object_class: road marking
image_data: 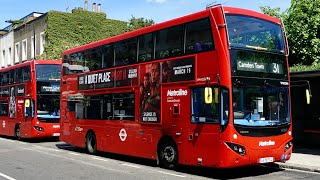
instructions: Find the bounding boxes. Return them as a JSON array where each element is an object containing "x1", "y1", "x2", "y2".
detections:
[
  {"x1": 91, "y1": 157, "x2": 109, "y2": 162},
  {"x1": 121, "y1": 163, "x2": 141, "y2": 169},
  {"x1": 157, "y1": 171, "x2": 186, "y2": 178},
  {"x1": 32, "y1": 145, "x2": 62, "y2": 152},
  {"x1": 0, "y1": 172, "x2": 16, "y2": 180},
  {"x1": 68, "y1": 152, "x2": 80, "y2": 156},
  {"x1": 23, "y1": 148, "x2": 130, "y2": 174}
]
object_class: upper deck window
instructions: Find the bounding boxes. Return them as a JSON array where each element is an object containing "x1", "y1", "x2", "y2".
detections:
[
  {"x1": 139, "y1": 33, "x2": 153, "y2": 62},
  {"x1": 85, "y1": 48, "x2": 103, "y2": 71},
  {"x1": 1, "y1": 72, "x2": 9, "y2": 86},
  {"x1": 62, "y1": 17, "x2": 215, "y2": 76},
  {"x1": 185, "y1": 18, "x2": 215, "y2": 53},
  {"x1": 226, "y1": 15, "x2": 285, "y2": 53},
  {"x1": 155, "y1": 25, "x2": 183, "y2": 59},
  {"x1": 115, "y1": 37, "x2": 137, "y2": 66}
]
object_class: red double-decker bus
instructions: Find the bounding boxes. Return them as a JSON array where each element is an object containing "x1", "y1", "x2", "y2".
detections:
[
  {"x1": 0, "y1": 60, "x2": 61, "y2": 139},
  {"x1": 60, "y1": 5, "x2": 292, "y2": 168}
]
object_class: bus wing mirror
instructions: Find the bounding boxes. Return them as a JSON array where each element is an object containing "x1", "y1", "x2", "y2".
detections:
[
  {"x1": 25, "y1": 99, "x2": 30, "y2": 108},
  {"x1": 214, "y1": 88, "x2": 219, "y2": 103},
  {"x1": 204, "y1": 87, "x2": 212, "y2": 104},
  {"x1": 306, "y1": 89, "x2": 311, "y2": 104},
  {"x1": 24, "y1": 99, "x2": 34, "y2": 118},
  {"x1": 25, "y1": 99, "x2": 31, "y2": 117}
]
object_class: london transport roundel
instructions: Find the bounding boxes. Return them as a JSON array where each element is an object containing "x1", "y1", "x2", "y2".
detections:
[{"x1": 119, "y1": 128, "x2": 127, "y2": 141}]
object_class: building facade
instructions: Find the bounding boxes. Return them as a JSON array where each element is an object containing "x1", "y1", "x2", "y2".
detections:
[
  {"x1": 0, "y1": 31, "x2": 14, "y2": 67},
  {"x1": 13, "y1": 14, "x2": 47, "y2": 64},
  {"x1": 0, "y1": 2, "x2": 129, "y2": 69}
]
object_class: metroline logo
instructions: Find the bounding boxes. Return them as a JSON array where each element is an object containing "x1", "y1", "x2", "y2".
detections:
[
  {"x1": 167, "y1": 89, "x2": 188, "y2": 97},
  {"x1": 259, "y1": 140, "x2": 275, "y2": 146}
]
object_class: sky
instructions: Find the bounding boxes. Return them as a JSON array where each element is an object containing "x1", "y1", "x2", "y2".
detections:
[{"x1": 0, "y1": 0, "x2": 291, "y2": 29}]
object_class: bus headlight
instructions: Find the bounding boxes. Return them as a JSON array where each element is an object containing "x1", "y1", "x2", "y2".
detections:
[
  {"x1": 226, "y1": 142, "x2": 246, "y2": 156},
  {"x1": 34, "y1": 126, "x2": 44, "y2": 132},
  {"x1": 284, "y1": 140, "x2": 293, "y2": 152}
]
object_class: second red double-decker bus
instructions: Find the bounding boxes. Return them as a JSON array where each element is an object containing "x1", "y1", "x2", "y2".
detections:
[
  {"x1": 60, "y1": 5, "x2": 292, "y2": 168},
  {"x1": 0, "y1": 60, "x2": 61, "y2": 139}
]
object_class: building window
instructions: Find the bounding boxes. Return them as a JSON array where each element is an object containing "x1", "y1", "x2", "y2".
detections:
[
  {"x1": 40, "y1": 32, "x2": 45, "y2": 55},
  {"x1": 22, "y1": 39, "x2": 27, "y2": 61},
  {"x1": 2, "y1": 50, "x2": 5, "y2": 66},
  {"x1": 8, "y1": 47, "x2": 12, "y2": 65},
  {"x1": 15, "y1": 42, "x2": 20, "y2": 63},
  {"x1": 31, "y1": 36, "x2": 36, "y2": 59}
]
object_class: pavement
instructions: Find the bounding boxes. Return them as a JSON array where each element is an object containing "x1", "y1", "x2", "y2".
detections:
[{"x1": 275, "y1": 147, "x2": 320, "y2": 173}]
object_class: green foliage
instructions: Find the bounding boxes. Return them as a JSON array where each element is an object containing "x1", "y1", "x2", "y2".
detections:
[
  {"x1": 128, "y1": 15, "x2": 155, "y2": 31},
  {"x1": 42, "y1": 10, "x2": 129, "y2": 60},
  {"x1": 260, "y1": 2, "x2": 320, "y2": 72},
  {"x1": 259, "y1": 6, "x2": 282, "y2": 18},
  {"x1": 286, "y1": 0, "x2": 320, "y2": 66},
  {"x1": 11, "y1": 20, "x2": 24, "y2": 25},
  {"x1": 290, "y1": 63, "x2": 320, "y2": 72}
]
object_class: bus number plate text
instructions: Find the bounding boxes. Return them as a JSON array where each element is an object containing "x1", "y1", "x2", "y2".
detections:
[{"x1": 258, "y1": 157, "x2": 274, "y2": 163}]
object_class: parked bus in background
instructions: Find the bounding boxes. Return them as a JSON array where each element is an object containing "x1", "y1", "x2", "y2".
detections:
[
  {"x1": 60, "y1": 5, "x2": 292, "y2": 168},
  {"x1": 0, "y1": 60, "x2": 61, "y2": 139}
]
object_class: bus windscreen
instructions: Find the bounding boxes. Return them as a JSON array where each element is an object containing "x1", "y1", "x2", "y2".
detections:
[{"x1": 226, "y1": 15, "x2": 285, "y2": 53}]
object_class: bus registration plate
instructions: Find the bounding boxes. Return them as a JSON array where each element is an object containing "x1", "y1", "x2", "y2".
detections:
[
  {"x1": 53, "y1": 133, "x2": 60, "y2": 137},
  {"x1": 258, "y1": 157, "x2": 274, "y2": 163}
]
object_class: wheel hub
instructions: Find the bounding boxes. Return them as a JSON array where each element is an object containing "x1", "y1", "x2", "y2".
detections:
[{"x1": 163, "y1": 146, "x2": 175, "y2": 162}]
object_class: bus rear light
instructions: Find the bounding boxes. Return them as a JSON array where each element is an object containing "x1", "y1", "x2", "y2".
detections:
[
  {"x1": 284, "y1": 141, "x2": 293, "y2": 152},
  {"x1": 34, "y1": 126, "x2": 44, "y2": 132},
  {"x1": 226, "y1": 142, "x2": 246, "y2": 156}
]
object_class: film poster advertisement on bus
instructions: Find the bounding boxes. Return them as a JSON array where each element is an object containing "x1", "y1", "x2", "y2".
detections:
[{"x1": 140, "y1": 57, "x2": 194, "y2": 123}]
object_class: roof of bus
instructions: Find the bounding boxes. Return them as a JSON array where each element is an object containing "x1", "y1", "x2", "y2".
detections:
[
  {"x1": 0, "y1": 60, "x2": 61, "y2": 72},
  {"x1": 63, "y1": 5, "x2": 281, "y2": 55},
  {"x1": 223, "y1": 6, "x2": 281, "y2": 24}
]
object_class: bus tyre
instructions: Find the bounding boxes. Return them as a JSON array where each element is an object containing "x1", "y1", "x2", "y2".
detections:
[
  {"x1": 159, "y1": 140, "x2": 178, "y2": 169},
  {"x1": 15, "y1": 126, "x2": 21, "y2": 140},
  {"x1": 86, "y1": 131, "x2": 97, "y2": 155}
]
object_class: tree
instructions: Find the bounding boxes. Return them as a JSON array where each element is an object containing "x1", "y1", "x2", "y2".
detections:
[
  {"x1": 259, "y1": 6, "x2": 282, "y2": 18},
  {"x1": 128, "y1": 15, "x2": 155, "y2": 31},
  {"x1": 286, "y1": 0, "x2": 320, "y2": 66}
]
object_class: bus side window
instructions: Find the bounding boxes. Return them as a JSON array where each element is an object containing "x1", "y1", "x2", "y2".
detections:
[
  {"x1": 115, "y1": 37, "x2": 137, "y2": 66},
  {"x1": 0, "y1": 101, "x2": 8, "y2": 116},
  {"x1": 85, "y1": 48, "x2": 103, "y2": 71},
  {"x1": 1, "y1": 71, "x2": 9, "y2": 86},
  {"x1": 23, "y1": 66, "x2": 31, "y2": 82},
  {"x1": 185, "y1": 18, "x2": 215, "y2": 54},
  {"x1": 102, "y1": 44, "x2": 114, "y2": 69},
  {"x1": 138, "y1": 33, "x2": 153, "y2": 62},
  {"x1": 15, "y1": 68, "x2": 23, "y2": 84},
  {"x1": 155, "y1": 25, "x2": 183, "y2": 59}
]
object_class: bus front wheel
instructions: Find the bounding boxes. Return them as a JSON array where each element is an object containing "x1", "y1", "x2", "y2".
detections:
[
  {"x1": 85, "y1": 131, "x2": 97, "y2": 155},
  {"x1": 158, "y1": 140, "x2": 178, "y2": 169}
]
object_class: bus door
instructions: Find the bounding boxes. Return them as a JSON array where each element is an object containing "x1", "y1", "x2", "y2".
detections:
[
  {"x1": 111, "y1": 93, "x2": 137, "y2": 155},
  {"x1": 0, "y1": 100, "x2": 9, "y2": 136},
  {"x1": 23, "y1": 99, "x2": 34, "y2": 137},
  {"x1": 187, "y1": 87, "x2": 222, "y2": 165}
]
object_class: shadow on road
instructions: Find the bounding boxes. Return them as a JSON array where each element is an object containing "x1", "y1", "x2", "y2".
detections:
[
  {"x1": 56, "y1": 142, "x2": 284, "y2": 179},
  {"x1": 0, "y1": 135, "x2": 60, "y2": 143}
]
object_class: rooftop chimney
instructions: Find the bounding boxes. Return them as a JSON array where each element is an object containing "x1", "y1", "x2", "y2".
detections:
[
  {"x1": 97, "y1": 4, "x2": 101, "y2": 13},
  {"x1": 84, "y1": 0, "x2": 88, "y2": 11},
  {"x1": 92, "y1": 3, "x2": 96, "y2": 12}
]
